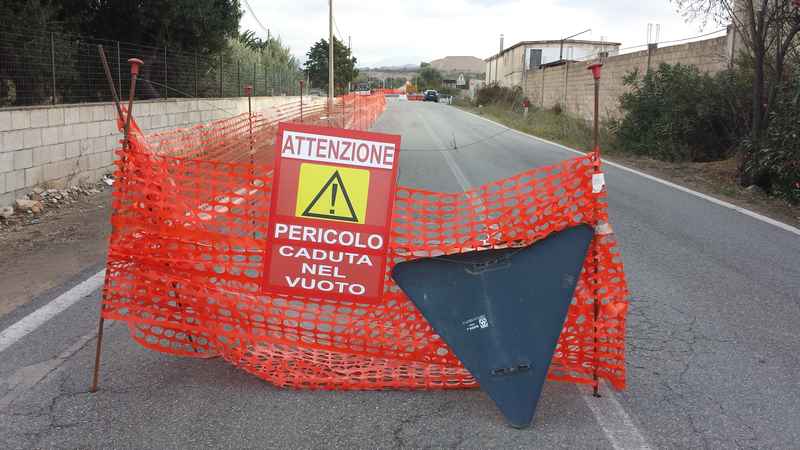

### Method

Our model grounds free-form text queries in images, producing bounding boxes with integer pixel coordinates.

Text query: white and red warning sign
[263,123,401,302]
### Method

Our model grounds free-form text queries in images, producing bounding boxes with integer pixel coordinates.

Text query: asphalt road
[1,99,799,449]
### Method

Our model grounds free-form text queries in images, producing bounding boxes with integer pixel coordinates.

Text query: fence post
[219,54,223,97]
[194,51,198,97]
[541,66,546,108]
[237,60,241,96]
[253,62,257,96]
[50,32,56,104]
[264,63,268,95]
[116,41,122,97]
[164,46,168,99]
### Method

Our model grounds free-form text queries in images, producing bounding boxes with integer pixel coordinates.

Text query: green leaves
[746,71,800,203]
[303,38,358,95]
[617,63,741,162]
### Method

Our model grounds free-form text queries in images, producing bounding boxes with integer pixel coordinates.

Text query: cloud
[240,0,718,67]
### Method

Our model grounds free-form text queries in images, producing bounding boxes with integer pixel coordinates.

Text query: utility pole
[328,0,335,116]
[495,34,503,83]
[560,28,591,61]
[348,35,352,93]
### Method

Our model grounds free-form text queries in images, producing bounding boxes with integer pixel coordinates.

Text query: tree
[672,0,800,142]
[303,38,358,95]
[418,64,443,90]
[0,0,73,105]
[60,0,243,54]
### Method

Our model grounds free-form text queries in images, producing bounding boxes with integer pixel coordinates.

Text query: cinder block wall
[0,96,326,207]
[523,36,730,121]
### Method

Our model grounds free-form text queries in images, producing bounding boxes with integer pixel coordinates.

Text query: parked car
[423,90,439,102]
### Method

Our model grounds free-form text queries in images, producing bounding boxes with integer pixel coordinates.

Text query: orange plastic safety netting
[101,94,628,390]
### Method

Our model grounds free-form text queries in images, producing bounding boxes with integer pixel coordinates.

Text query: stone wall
[0,96,325,207]
[522,35,732,121]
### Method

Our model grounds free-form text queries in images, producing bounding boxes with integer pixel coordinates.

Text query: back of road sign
[392,225,594,428]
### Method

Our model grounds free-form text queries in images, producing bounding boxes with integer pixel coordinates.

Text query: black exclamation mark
[330,183,338,214]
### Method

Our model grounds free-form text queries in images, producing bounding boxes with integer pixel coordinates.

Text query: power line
[243,0,270,38]
[332,16,345,44]
[561,27,729,64]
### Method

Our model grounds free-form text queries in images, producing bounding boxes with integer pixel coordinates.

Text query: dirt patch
[0,185,113,319]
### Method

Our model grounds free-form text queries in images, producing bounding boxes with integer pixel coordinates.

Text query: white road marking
[417,108,472,191]
[581,383,652,450]
[0,270,105,354]
[0,320,114,410]
[459,108,800,237]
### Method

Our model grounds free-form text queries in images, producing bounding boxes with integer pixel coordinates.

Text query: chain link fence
[0,30,304,108]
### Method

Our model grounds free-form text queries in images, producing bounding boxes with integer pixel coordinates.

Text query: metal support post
[587,62,603,398]
[244,85,253,162]
[164,46,168,99]
[116,41,122,97]
[328,0,335,122]
[91,55,144,393]
[194,51,199,97]
[299,80,305,122]
[50,32,56,105]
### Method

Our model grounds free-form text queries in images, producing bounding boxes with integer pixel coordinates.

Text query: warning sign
[295,164,369,224]
[263,123,401,302]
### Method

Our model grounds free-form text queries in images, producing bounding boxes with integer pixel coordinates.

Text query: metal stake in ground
[90,57,144,394]
[245,84,254,162]
[587,62,603,398]
[299,80,305,123]
[97,45,124,122]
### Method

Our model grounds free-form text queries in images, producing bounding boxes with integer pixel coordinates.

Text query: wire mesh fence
[0,29,304,108]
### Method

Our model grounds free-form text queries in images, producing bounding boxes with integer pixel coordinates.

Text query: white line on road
[459,108,800,237]
[581,383,652,450]
[417,108,473,191]
[0,270,105,354]
[0,320,114,410]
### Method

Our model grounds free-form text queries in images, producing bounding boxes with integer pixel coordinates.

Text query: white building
[485,39,621,87]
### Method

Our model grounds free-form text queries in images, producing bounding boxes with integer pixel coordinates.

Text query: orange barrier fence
[101,94,628,391]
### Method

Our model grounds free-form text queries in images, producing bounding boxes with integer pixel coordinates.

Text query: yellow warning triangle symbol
[301,171,359,222]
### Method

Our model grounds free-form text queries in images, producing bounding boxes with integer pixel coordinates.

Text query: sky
[239,0,725,68]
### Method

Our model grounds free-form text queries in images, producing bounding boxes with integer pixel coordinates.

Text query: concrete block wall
[0,96,325,207]
[523,36,730,121]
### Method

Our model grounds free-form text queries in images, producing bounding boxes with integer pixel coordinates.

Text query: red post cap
[244,85,253,96]
[587,63,603,81]
[128,58,144,76]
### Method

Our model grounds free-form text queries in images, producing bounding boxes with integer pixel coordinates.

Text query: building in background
[484,39,621,87]
[429,56,485,74]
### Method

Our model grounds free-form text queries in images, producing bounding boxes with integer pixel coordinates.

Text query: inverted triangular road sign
[392,225,594,428]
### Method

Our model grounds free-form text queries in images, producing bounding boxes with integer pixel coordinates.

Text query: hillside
[429,56,484,74]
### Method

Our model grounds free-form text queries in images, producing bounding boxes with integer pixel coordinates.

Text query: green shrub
[616,63,744,162]
[743,72,800,203]
[476,83,523,109]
